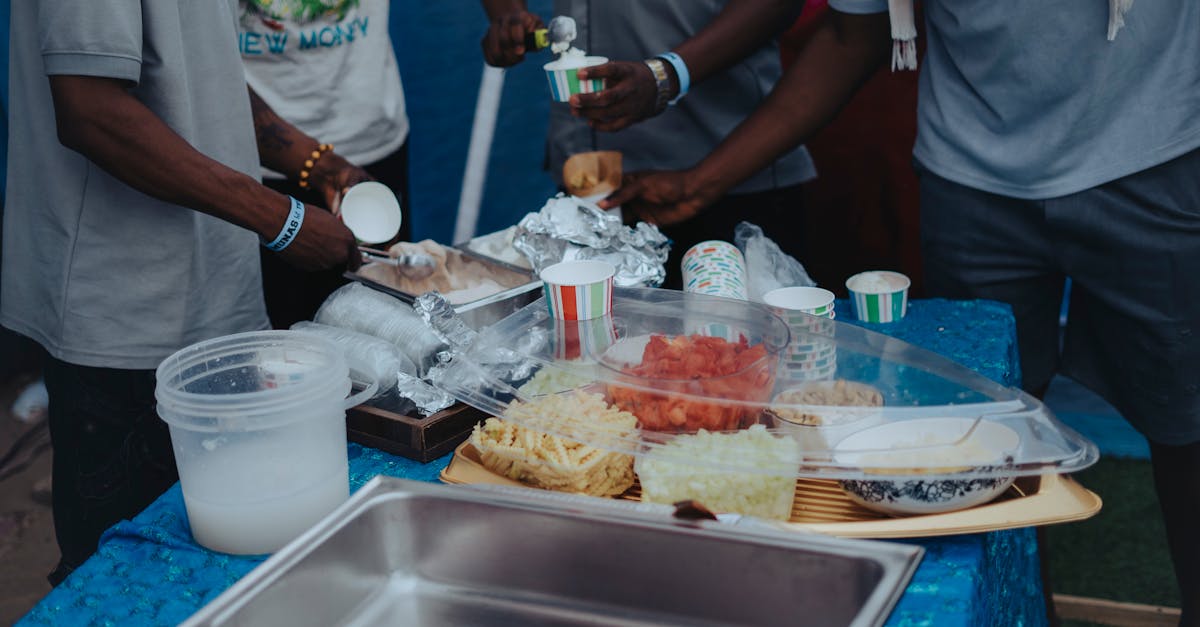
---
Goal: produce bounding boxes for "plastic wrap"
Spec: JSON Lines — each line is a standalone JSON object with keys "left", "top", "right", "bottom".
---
{"left": 734, "top": 222, "right": 815, "bottom": 302}
{"left": 428, "top": 287, "right": 1099, "bottom": 484}
{"left": 314, "top": 282, "right": 447, "bottom": 376}
{"left": 513, "top": 193, "right": 669, "bottom": 287}
{"left": 288, "top": 322, "right": 417, "bottom": 396}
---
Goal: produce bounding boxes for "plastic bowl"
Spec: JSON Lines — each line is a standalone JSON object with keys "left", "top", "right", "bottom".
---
{"left": 767, "top": 380, "right": 885, "bottom": 452}
{"left": 832, "top": 417, "right": 1020, "bottom": 516}
{"left": 601, "top": 333, "right": 779, "bottom": 433}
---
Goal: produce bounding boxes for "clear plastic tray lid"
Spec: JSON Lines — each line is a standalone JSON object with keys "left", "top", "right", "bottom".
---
{"left": 431, "top": 287, "right": 1099, "bottom": 481}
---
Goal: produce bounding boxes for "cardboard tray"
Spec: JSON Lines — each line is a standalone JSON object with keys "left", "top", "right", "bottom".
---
{"left": 440, "top": 441, "right": 1102, "bottom": 539}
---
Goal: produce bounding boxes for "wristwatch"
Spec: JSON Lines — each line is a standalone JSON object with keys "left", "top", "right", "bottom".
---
{"left": 643, "top": 58, "right": 672, "bottom": 114}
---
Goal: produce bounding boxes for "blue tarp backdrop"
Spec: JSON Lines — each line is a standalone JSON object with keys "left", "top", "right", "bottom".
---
{"left": 0, "top": 1, "right": 556, "bottom": 242}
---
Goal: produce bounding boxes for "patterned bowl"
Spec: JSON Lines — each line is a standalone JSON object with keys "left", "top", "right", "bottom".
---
{"left": 832, "top": 417, "right": 1020, "bottom": 516}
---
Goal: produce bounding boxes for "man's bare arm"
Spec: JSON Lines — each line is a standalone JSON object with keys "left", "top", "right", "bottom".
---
{"left": 50, "top": 75, "right": 358, "bottom": 270}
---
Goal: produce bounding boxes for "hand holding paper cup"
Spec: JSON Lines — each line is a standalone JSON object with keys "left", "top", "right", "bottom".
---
{"left": 339, "top": 181, "right": 403, "bottom": 244}
{"left": 544, "top": 55, "right": 608, "bottom": 102}
{"left": 541, "top": 260, "right": 615, "bottom": 321}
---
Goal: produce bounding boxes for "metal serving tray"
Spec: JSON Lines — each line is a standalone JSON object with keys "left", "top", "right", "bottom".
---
{"left": 184, "top": 477, "right": 922, "bottom": 627}
{"left": 346, "top": 243, "right": 541, "bottom": 331}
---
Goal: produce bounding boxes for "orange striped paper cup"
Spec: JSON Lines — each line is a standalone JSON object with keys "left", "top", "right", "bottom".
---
{"left": 540, "top": 260, "right": 616, "bottom": 321}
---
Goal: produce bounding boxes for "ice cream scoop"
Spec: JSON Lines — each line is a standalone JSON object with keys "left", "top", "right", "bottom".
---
{"left": 524, "top": 15, "right": 577, "bottom": 54}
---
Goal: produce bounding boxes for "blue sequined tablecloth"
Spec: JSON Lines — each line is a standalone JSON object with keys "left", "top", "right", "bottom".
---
{"left": 17, "top": 298, "right": 1045, "bottom": 627}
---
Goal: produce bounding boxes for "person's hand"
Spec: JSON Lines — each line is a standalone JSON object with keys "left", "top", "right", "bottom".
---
{"left": 274, "top": 201, "right": 362, "bottom": 272}
{"left": 600, "top": 170, "right": 716, "bottom": 227}
{"left": 481, "top": 10, "right": 544, "bottom": 67}
{"left": 570, "top": 62, "right": 662, "bottom": 132}
{"left": 307, "top": 152, "right": 373, "bottom": 215}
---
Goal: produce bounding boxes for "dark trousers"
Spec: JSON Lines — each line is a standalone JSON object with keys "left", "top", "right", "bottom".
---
{"left": 260, "top": 142, "right": 412, "bottom": 329}
{"left": 659, "top": 183, "right": 806, "bottom": 290}
{"left": 43, "top": 356, "right": 177, "bottom": 586}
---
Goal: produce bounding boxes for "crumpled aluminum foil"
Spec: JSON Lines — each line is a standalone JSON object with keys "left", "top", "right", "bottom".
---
{"left": 413, "top": 292, "right": 478, "bottom": 350}
{"left": 416, "top": 292, "right": 541, "bottom": 401}
{"left": 393, "top": 372, "right": 455, "bottom": 416}
{"left": 513, "top": 193, "right": 669, "bottom": 287}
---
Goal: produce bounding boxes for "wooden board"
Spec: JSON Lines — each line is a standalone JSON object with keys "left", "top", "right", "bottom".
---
{"left": 347, "top": 402, "right": 488, "bottom": 463}
{"left": 440, "top": 441, "right": 1102, "bottom": 539}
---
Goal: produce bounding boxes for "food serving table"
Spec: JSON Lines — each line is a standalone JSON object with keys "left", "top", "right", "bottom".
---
{"left": 17, "top": 298, "right": 1046, "bottom": 627}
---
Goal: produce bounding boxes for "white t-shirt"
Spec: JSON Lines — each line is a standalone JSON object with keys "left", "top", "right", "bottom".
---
{"left": 238, "top": 0, "right": 409, "bottom": 171}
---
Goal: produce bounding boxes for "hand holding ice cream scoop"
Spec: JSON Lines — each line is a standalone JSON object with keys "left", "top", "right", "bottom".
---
{"left": 540, "top": 17, "right": 608, "bottom": 102}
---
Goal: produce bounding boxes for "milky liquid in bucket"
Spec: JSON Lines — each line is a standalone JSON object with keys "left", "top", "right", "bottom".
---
{"left": 156, "top": 331, "right": 374, "bottom": 555}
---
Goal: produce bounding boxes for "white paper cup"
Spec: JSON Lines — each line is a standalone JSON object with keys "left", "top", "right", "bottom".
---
{"left": 681, "top": 241, "right": 748, "bottom": 300}
{"left": 541, "top": 260, "right": 616, "bottom": 321}
{"left": 846, "top": 271, "right": 911, "bottom": 323}
{"left": 543, "top": 56, "right": 608, "bottom": 102}
{"left": 340, "top": 182, "right": 403, "bottom": 244}
{"left": 763, "top": 287, "right": 836, "bottom": 320}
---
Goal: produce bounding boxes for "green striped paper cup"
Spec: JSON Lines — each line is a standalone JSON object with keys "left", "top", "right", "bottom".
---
{"left": 540, "top": 260, "right": 616, "bottom": 321}
{"left": 543, "top": 56, "right": 608, "bottom": 102}
{"left": 846, "top": 271, "right": 911, "bottom": 323}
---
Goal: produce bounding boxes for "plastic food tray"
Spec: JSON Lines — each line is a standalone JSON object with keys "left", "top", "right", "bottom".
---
{"left": 441, "top": 442, "right": 1102, "bottom": 539}
{"left": 430, "top": 287, "right": 1099, "bottom": 485}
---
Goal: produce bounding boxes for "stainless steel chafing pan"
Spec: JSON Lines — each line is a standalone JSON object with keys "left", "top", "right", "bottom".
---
{"left": 183, "top": 477, "right": 922, "bottom": 627}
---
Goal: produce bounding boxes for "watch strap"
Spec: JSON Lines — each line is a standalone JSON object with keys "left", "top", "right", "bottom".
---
{"left": 643, "top": 58, "right": 672, "bottom": 113}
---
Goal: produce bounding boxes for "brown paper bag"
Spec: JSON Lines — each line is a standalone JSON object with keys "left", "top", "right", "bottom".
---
{"left": 563, "top": 151, "right": 622, "bottom": 199}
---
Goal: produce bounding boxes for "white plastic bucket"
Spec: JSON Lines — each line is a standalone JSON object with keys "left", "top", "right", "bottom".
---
{"left": 155, "top": 330, "right": 377, "bottom": 555}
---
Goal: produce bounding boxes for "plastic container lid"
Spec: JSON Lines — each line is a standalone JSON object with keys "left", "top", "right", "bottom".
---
{"left": 432, "top": 288, "right": 1099, "bottom": 482}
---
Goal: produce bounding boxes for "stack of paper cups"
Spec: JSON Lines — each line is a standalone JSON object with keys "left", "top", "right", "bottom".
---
{"left": 846, "top": 271, "right": 911, "bottom": 323}
{"left": 763, "top": 286, "right": 837, "bottom": 382}
{"left": 681, "top": 241, "right": 748, "bottom": 300}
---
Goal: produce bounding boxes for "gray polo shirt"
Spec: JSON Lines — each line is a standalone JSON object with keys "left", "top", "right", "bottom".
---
{"left": 3, "top": 0, "right": 269, "bottom": 369}
{"left": 831, "top": 0, "right": 1200, "bottom": 199}
{"left": 547, "top": 0, "right": 817, "bottom": 194}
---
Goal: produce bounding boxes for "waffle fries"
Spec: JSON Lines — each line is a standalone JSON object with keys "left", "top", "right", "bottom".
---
{"left": 471, "top": 390, "right": 638, "bottom": 496}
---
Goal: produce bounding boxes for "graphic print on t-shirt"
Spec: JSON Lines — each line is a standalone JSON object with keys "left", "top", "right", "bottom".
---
{"left": 240, "top": 0, "right": 367, "bottom": 55}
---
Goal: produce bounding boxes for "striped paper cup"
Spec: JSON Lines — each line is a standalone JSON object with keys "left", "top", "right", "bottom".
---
{"left": 846, "top": 271, "right": 911, "bottom": 323}
{"left": 541, "top": 260, "right": 615, "bottom": 321}
{"left": 681, "top": 240, "right": 748, "bottom": 300}
{"left": 543, "top": 56, "right": 608, "bottom": 102}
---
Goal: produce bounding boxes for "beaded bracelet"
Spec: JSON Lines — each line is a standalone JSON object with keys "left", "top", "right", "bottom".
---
{"left": 263, "top": 195, "right": 305, "bottom": 251}
{"left": 297, "top": 143, "right": 333, "bottom": 189}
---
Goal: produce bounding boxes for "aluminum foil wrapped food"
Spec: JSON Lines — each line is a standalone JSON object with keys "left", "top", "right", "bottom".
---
{"left": 513, "top": 193, "right": 669, "bottom": 287}
{"left": 394, "top": 372, "right": 456, "bottom": 416}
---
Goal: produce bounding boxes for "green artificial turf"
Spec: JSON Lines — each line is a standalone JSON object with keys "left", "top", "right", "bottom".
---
{"left": 1044, "top": 457, "right": 1180, "bottom": 612}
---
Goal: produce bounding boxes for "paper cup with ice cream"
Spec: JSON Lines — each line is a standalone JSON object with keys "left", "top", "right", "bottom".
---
{"left": 846, "top": 271, "right": 911, "bottom": 323}
{"left": 339, "top": 181, "right": 403, "bottom": 244}
{"left": 541, "top": 260, "right": 615, "bottom": 321}
{"left": 543, "top": 55, "right": 608, "bottom": 102}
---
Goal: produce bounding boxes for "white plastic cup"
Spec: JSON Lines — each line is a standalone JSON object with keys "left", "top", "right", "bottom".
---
{"left": 155, "top": 331, "right": 377, "bottom": 555}
{"left": 540, "top": 260, "right": 616, "bottom": 321}
{"left": 543, "top": 56, "right": 608, "bottom": 102}
{"left": 339, "top": 181, "right": 403, "bottom": 244}
{"left": 681, "top": 241, "right": 748, "bottom": 300}
{"left": 846, "top": 271, "right": 911, "bottom": 323}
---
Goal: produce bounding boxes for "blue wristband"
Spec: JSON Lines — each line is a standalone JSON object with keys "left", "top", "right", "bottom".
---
{"left": 263, "top": 195, "right": 305, "bottom": 252}
{"left": 655, "top": 51, "right": 690, "bottom": 104}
